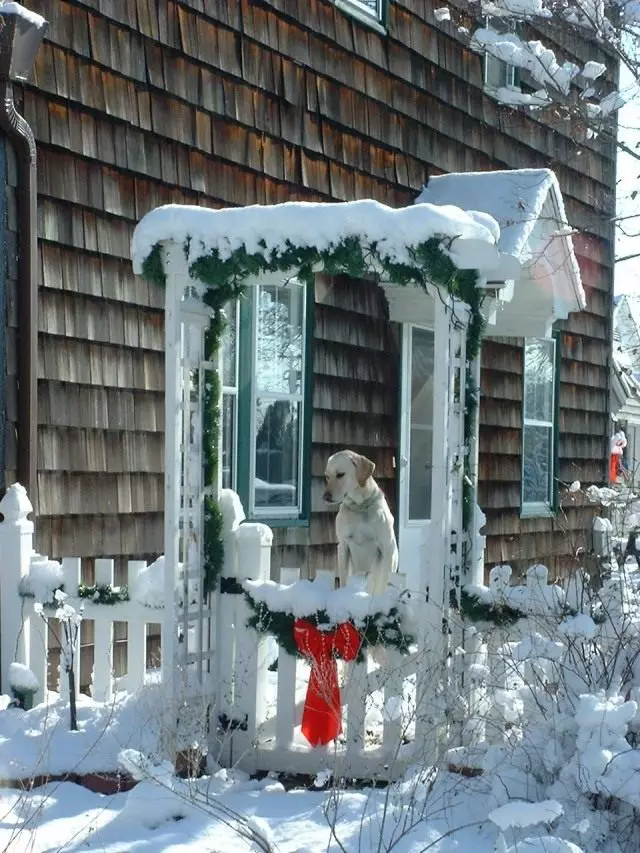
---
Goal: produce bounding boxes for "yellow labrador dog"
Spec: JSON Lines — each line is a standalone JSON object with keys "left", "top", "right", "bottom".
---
{"left": 323, "top": 450, "right": 398, "bottom": 596}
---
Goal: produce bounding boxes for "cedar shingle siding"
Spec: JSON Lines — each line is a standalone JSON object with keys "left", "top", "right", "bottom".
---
{"left": 4, "top": 1, "right": 613, "bottom": 575}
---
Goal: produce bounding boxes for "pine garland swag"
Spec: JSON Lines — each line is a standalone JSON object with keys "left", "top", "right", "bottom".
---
{"left": 244, "top": 591, "right": 415, "bottom": 661}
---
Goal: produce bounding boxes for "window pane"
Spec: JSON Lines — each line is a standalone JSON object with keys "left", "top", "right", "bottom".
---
{"left": 523, "top": 425, "right": 552, "bottom": 503}
{"left": 256, "top": 284, "right": 304, "bottom": 395}
{"left": 524, "top": 339, "right": 555, "bottom": 422}
{"left": 222, "top": 394, "right": 235, "bottom": 490}
{"left": 254, "top": 399, "right": 300, "bottom": 509}
{"left": 222, "top": 301, "right": 238, "bottom": 388}
{"left": 411, "top": 328, "right": 434, "bottom": 427}
{"left": 409, "top": 426, "right": 432, "bottom": 520}
{"left": 485, "top": 55, "right": 509, "bottom": 89}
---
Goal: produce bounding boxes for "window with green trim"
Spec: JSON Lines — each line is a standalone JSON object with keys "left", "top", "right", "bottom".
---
{"left": 335, "top": 0, "right": 389, "bottom": 30}
{"left": 223, "top": 278, "right": 312, "bottom": 523}
{"left": 521, "top": 337, "right": 557, "bottom": 517}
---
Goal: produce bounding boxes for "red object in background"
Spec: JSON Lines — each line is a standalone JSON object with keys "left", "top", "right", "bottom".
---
{"left": 609, "top": 453, "right": 620, "bottom": 483}
{"left": 610, "top": 430, "right": 627, "bottom": 484}
{"left": 293, "top": 619, "right": 361, "bottom": 747}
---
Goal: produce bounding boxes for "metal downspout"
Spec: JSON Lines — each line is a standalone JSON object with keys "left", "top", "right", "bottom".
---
{"left": 0, "top": 78, "right": 37, "bottom": 506}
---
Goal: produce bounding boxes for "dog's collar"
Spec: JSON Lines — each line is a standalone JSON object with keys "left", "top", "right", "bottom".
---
{"left": 342, "top": 490, "right": 381, "bottom": 513}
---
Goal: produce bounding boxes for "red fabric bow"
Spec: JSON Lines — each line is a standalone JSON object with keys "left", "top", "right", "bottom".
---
{"left": 293, "top": 619, "right": 362, "bottom": 747}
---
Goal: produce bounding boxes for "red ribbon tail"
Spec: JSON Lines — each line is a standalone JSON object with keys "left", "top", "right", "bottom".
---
{"left": 301, "top": 658, "right": 342, "bottom": 747}
{"left": 294, "top": 619, "right": 343, "bottom": 747}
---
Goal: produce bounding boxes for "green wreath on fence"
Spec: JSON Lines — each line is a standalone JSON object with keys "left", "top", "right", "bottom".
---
{"left": 243, "top": 586, "right": 415, "bottom": 662}
{"left": 140, "top": 232, "right": 486, "bottom": 593}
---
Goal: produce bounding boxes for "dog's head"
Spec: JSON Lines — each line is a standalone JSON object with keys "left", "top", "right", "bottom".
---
{"left": 323, "top": 450, "right": 376, "bottom": 504}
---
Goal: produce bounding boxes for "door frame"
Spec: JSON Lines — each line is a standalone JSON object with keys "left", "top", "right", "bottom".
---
{"left": 397, "top": 322, "right": 435, "bottom": 591}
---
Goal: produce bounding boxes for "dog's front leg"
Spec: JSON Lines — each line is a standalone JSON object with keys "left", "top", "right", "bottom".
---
{"left": 380, "top": 536, "right": 399, "bottom": 579}
{"left": 337, "top": 541, "right": 350, "bottom": 588}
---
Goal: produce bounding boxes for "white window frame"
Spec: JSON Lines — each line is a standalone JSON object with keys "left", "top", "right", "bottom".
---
{"left": 221, "top": 299, "right": 239, "bottom": 492}
{"left": 521, "top": 337, "right": 557, "bottom": 518}
{"left": 335, "top": 0, "right": 388, "bottom": 33}
{"left": 248, "top": 280, "right": 308, "bottom": 520}
{"left": 400, "top": 323, "right": 435, "bottom": 526}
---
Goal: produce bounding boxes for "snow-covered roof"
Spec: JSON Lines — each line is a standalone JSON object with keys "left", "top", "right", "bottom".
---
{"left": 417, "top": 169, "right": 586, "bottom": 334}
{"left": 612, "top": 295, "right": 640, "bottom": 416}
{"left": 131, "top": 199, "right": 511, "bottom": 279}
{"left": 614, "top": 295, "right": 640, "bottom": 369}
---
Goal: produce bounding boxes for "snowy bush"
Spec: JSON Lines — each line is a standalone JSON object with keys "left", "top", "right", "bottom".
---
{"left": 34, "top": 590, "right": 82, "bottom": 731}
{"left": 8, "top": 662, "right": 39, "bottom": 709}
{"left": 464, "top": 556, "right": 640, "bottom": 850}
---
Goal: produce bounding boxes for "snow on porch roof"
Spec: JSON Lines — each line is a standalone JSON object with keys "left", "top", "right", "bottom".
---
{"left": 417, "top": 168, "right": 586, "bottom": 324}
{"left": 131, "top": 198, "right": 515, "bottom": 278}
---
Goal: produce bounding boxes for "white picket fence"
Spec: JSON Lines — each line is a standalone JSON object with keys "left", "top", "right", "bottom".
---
{"left": 2, "top": 481, "right": 576, "bottom": 781}
{"left": 0, "top": 486, "right": 167, "bottom": 708}
{"left": 214, "top": 563, "right": 425, "bottom": 779}
{"left": 0, "top": 483, "right": 447, "bottom": 780}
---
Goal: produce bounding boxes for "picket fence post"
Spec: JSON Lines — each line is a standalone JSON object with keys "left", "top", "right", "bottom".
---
{"left": 0, "top": 484, "right": 37, "bottom": 701}
{"left": 230, "top": 522, "right": 272, "bottom": 771}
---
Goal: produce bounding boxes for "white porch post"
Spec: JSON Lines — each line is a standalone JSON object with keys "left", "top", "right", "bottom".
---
{"left": 467, "top": 352, "right": 486, "bottom": 587}
{"left": 413, "top": 294, "right": 451, "bottom": 754}
{"left": 161, "top": 241, "right": 190, "bottom": 756}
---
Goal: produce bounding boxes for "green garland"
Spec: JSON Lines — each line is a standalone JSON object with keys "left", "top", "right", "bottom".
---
{"left": 455, "top": 588, "right": 524, "bottom": 626}
{"left": 141, "top": 233, "right": 487, "bottom": 590}
{"left": 244, "top": 589, "right": 415, "bottom": 662}
{"left": 19, "top": 583, "right": 130, "bottom": 606}
{"left": 77, "top": 583, "right": 130, "bottom": 605}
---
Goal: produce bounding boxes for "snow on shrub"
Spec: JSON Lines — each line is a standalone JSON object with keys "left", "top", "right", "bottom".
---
{"left": 464, "top": 555, "right": 640, "bottom": 852}
{"left": 8, "top": 662, "right": 39, "bottom": 695}
{"left": 488, "top": 799, "right": 564, "bottom": 831}
{"left": 18, "top": 556, "right": 63, "bottom": 603}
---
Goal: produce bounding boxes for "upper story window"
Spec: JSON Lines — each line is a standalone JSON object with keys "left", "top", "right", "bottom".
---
{"left": 222, "top": 279, "right": 313, "bottom": 524}
{"left": 482, "top": 18, "right": 521, "bottom": 95}
{"left": 521, "top": 338, "right": 557, "bottom": 517}
{"left": 335, "top": 0, "right": 389, "bottom": 31}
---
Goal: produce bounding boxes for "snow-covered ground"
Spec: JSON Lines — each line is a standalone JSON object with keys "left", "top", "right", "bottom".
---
{"left": 0, "top": 762, "right": 551, "bottom": 853}
{"left": 4, "top": 552, "right": 640, "bottom": 852}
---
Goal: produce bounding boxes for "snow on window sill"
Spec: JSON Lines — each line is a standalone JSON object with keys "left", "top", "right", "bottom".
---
{"left": 335, "top": 0, "right": 387, "bottom": 35}
{"left": 520, "top": 502, "right": 555, "bottom": 519}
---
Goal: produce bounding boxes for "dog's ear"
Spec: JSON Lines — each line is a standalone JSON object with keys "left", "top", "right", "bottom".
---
{"left": 353, "top": 453, "right": 375, "bottom": 486}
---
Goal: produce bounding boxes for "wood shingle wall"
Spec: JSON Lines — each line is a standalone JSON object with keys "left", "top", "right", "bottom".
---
{"left": 3, "top": 0, "right": 613, "bottom": 572}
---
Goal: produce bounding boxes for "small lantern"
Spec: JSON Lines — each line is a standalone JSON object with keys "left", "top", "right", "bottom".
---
{"left": 0, "top": 5, "right": 48, "bottom": 83}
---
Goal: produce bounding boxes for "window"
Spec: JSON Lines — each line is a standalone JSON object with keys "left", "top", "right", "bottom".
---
{"left": 408, "top": 327, "right": 435, "bottom": 520}
{"left": 521, "top": 338, "right": 557, "bottom": 515}
{"left": 483, "top": 17, "right": 519, "bottom": 94}
{"left": 335, "top": 0, "right": 389, "bottom": 30}
{"left": 223, "top": 278, "right": 312, "bottom": 523}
